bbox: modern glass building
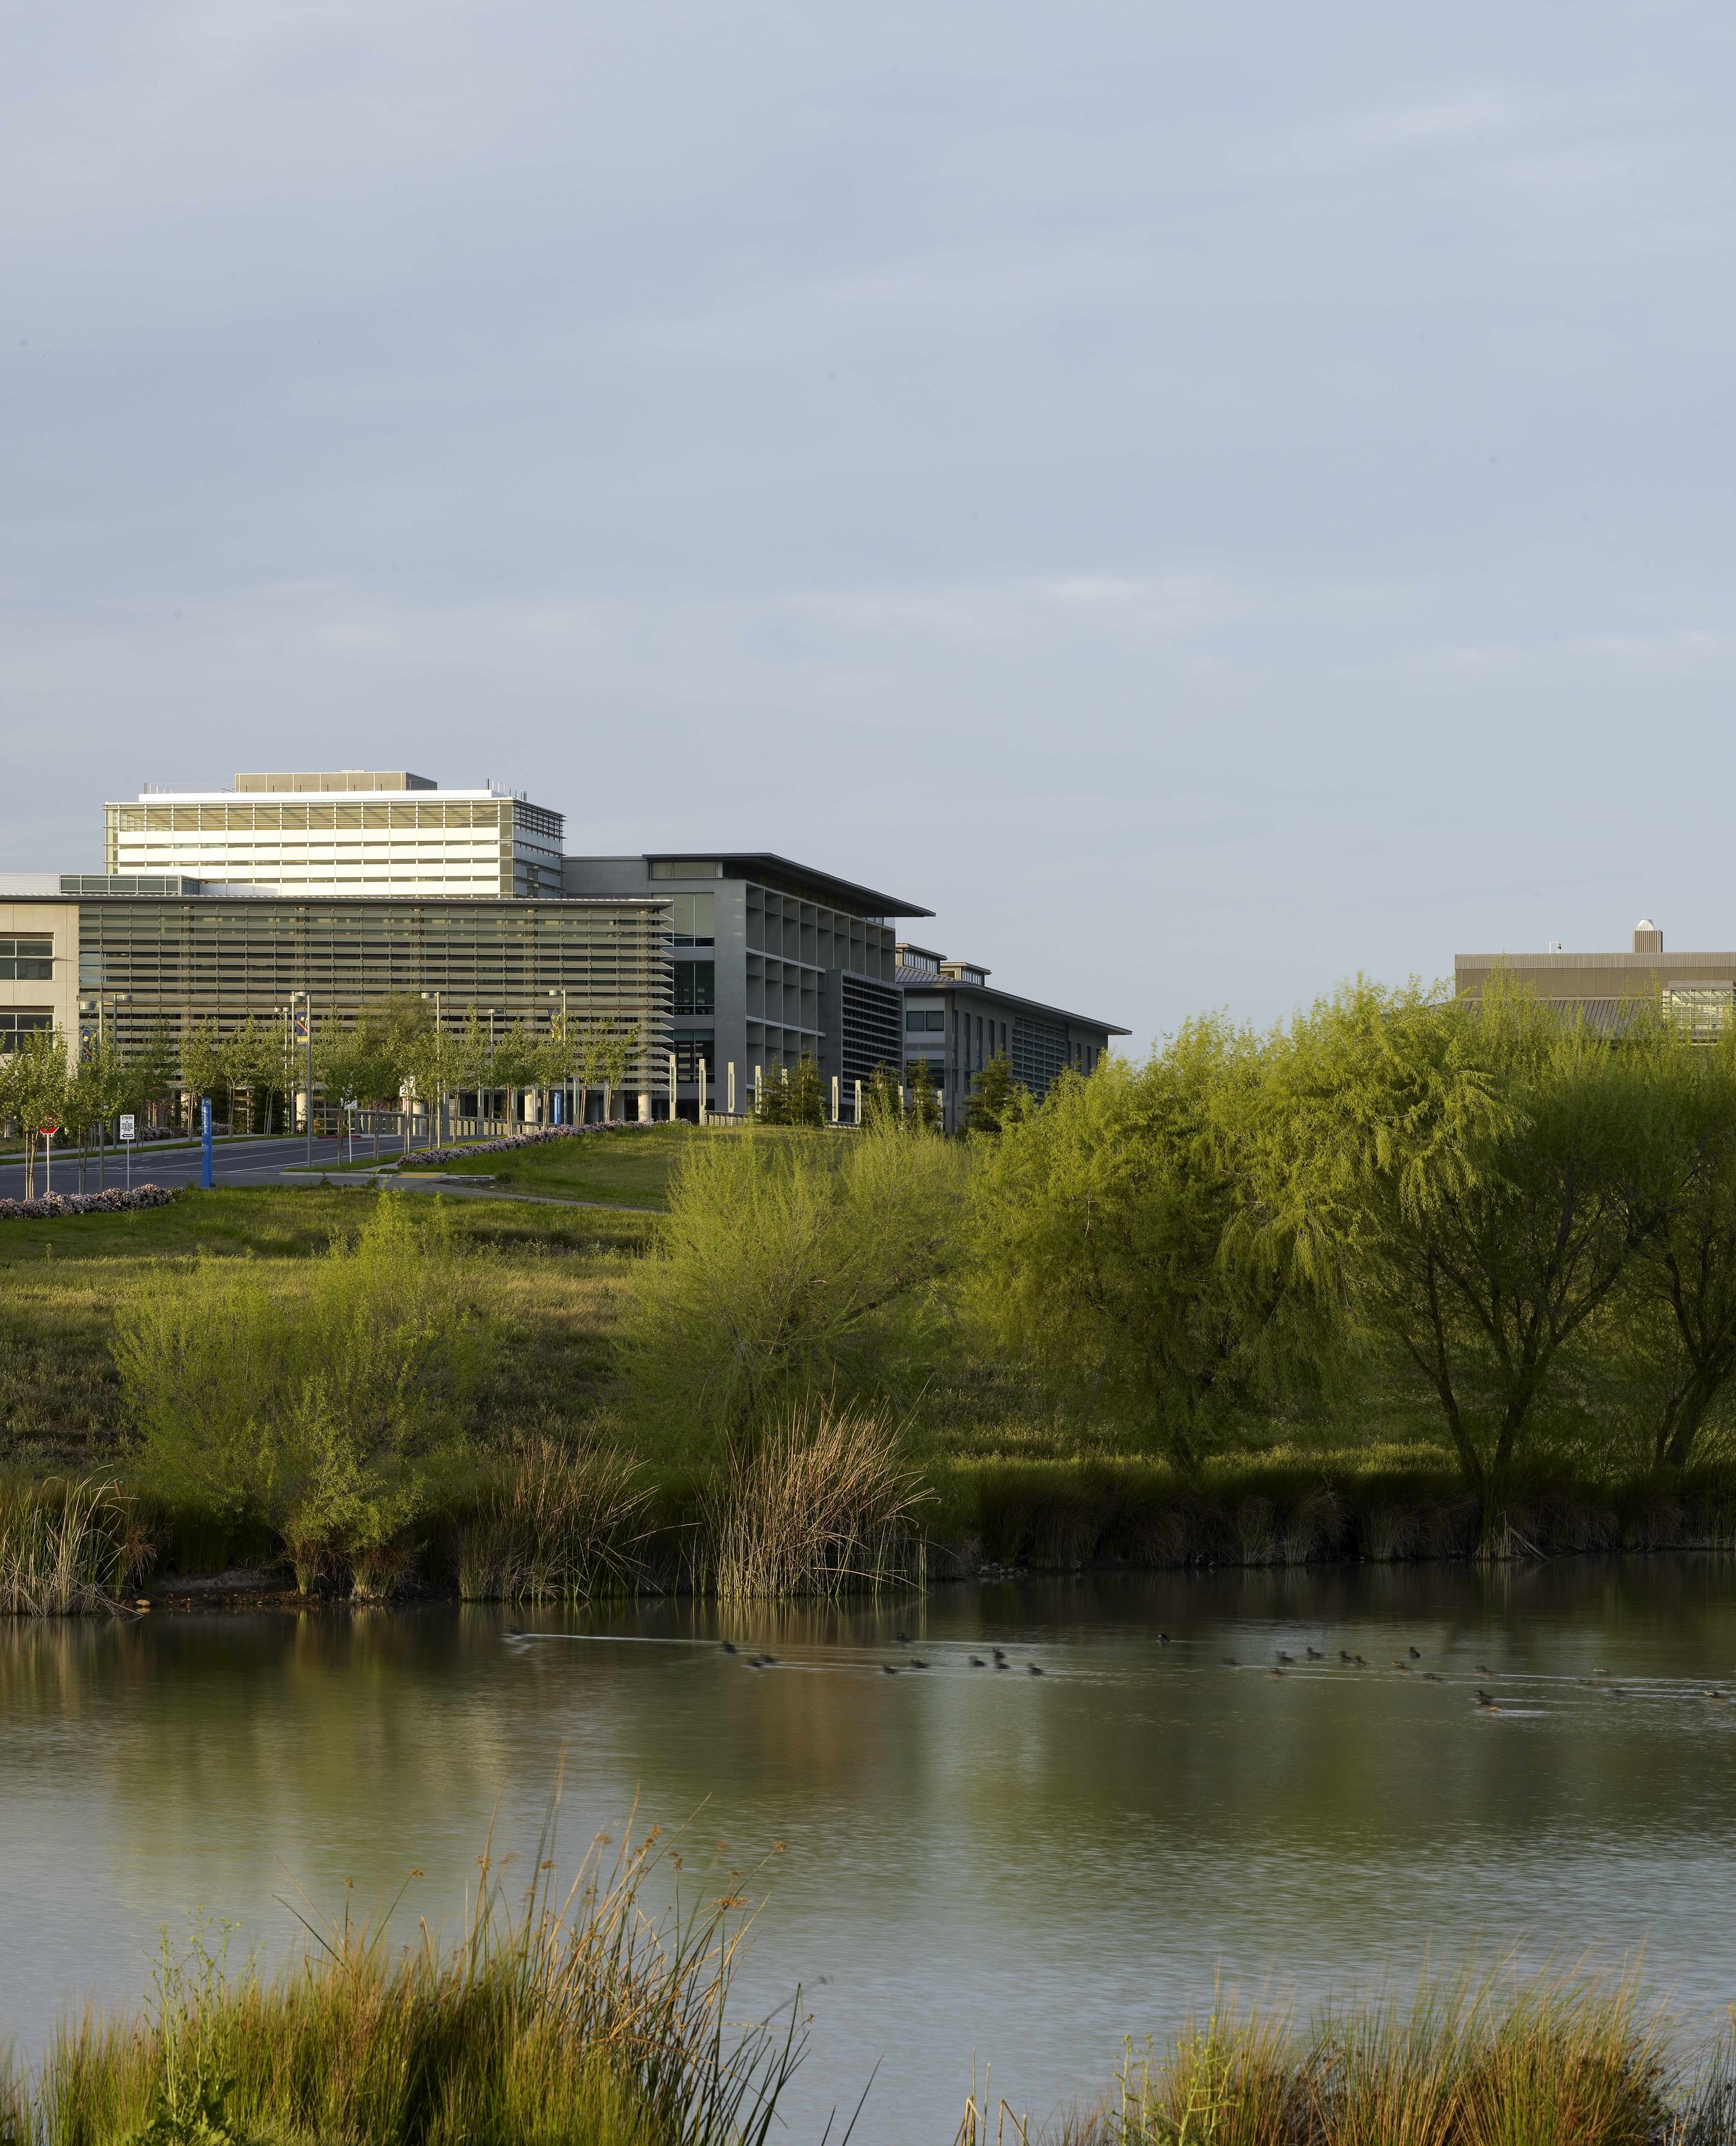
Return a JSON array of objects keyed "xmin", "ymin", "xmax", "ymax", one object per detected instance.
[
  {"xmin": 105, "ymin": 770, "xmax": 565, "ymax": 898},
  {"xmin": 1, "ymin": 771, "xmax": 1128, "ymax": 1125}
]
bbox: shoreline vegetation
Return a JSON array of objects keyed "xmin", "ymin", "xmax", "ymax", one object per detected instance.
[
  {"xmin": 10, "ymin": 978, "xmax": 1736, "ymax": 1604},
  {"xmin": 8, "ymin": 1815, "xmax": 1736, "ymax": 2145}
]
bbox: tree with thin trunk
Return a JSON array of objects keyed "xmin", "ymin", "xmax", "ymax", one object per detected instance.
[{"xmin": 1262, "ymin": 979, "xmax": 1642, "ymax": 1495}]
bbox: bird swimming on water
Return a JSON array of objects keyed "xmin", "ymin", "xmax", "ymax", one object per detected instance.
[
  {"xmin": 969, "ymin": 1656, "xmax": 986, "ymax": 1667},
  {"xmin": 1027, "ymin": 1662, "xmax": 1044, "ymax": 1676},
  {"xmin": 720, "ymin": 1641, "xmax": 737, "ymax": 1656},
  {"xmin": 1408, "ymin": 1646, "xmax": 1421, "ymax": 1659},
  {"xmin": 1306, "ymin": 1647, "xmax": 1323, "ymax": 1660},
  {"xmin": 1476, "ymin": 1690, "xmax": 1499, "ymax": 1710}
]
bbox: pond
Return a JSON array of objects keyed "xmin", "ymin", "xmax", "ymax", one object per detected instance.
[{"xmin": 2, "ymin": 1561, "xmax": 1735, "ymax": 2142}]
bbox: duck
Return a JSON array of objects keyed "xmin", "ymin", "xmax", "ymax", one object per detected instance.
[
  {"xmin": 1157, "ymin": 1632, "xmax": 1171, "ymax": 1645},
  {"xmin": 1027, "ymin": 1663, "xmax": 1044, "ymax": 1676},
  {"xmin": 1305, "ymin": 1647, "xmax": 1323, "ymax": 1661},
  {"xmin": 1408, "ymin": 1646, "xmax": 1421, "ymax": 1659},
  {"xmin": 1339, "ymin": 1650, "xmax": 1355, "ymax": 1664},
  {"xmin": 720, "ymin": 1640, "xmax": 738, "ymax": 1656},
  {"xmin": 880, "ymin": 1663, "xmax": 900, "ymax": 1676},
  {"xmin": 1476, "ymin": 1690, "xmax": 1499, "ymax": 1711},
  {"xmin": 909, "ymin": 1658, "xmax": 928, "ymax": 1670},
  {"xmin": 969, "ymin": 1656, "xmax": 986, "ymax": 1668}
]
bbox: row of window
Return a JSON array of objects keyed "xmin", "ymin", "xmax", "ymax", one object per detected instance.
[
  {"xmin": 112, "ymin": 803, "xmax": 508, "ymax": 833},
  {"xmin": 0, "ymin": 1010, "xmax": 52, "ymax": 1046},
  {"xmin": 0, "ymin": 938, "xmax": 53, "ymax": 980}
]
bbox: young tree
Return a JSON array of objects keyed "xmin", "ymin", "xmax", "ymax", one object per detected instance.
[
  {"xmin": 0, "ymin": 1029, "xmax": 69, "ymax": 1197},
  {"xmin": 754, "ymin": 1064, "xmax": 791, "ymax": 1125},
  {"xmin": 1605, "ymin": 1022, "xmax": 1736, "ymax": 1467},
  {"xmin": 583, "ymin": 1018, "xmax": 639, "ymax": 1123},
  {"xmin": 180, "ymin": 1019, "xmax": 226, "ymax": 1132},
  {"xmin": 619, "ymin": 1122, "xmax": 967, "ymax": 1451},
  {"xmin": 60, "ymin": 1040, "xmax": 123, "ymax": 1191},
  {"xmin": 1265, "ymin": 980, "xmax": 1642, "ymax": 1492},
  {"xmin": 862, "ymin": 1063, "xmax": 903, "ymax": 1131},
  {"xmin": 533, "ymin": 1013, "xmax": 578, "ymax": 1126},
  {"xmin": 969, "ymin": 1026, "xmax": 1330, "ymax": 1472},
  {"xmin": 787, "ymin": 1052, "xmax": 828, "ymax": 1127},
  {"xmin": 905, "ymin": 1056, "xmax": 942, "ymax": 1133},
  {"xmin": 962, "ymin": 1051, "xmax": 1028, "ymax": 1138}
]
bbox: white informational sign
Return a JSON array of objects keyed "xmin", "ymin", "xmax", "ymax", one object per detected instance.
[{"xmin": 119, "ymin": 1114, "xmax": 136, "ymax": 1141}]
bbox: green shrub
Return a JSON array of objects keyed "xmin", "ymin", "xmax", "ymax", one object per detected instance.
[
  {"xmin": 115, "ymin": 1195, "xmax": 487, "ymax": 1588},
  {"xmin": 617, "ymin": 1125, "xmax": 965, "ymax": 1454}
]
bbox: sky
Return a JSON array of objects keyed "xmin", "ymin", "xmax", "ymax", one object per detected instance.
[{"xmin": 3, "ymin": 1, "xmax": 1735, "ymax": 1051}]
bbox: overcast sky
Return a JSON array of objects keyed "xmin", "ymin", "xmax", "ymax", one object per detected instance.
[{"xmin": 3, "ymin": 1, "xmax": 1733, "ymax": 1049}]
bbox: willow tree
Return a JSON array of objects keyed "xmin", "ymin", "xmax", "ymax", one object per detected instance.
[
  {"xmin": 967, "ymin": 1023, "xmax": 1331, "ymax": 1472},
  {"xmin": 1607, "ymin": 1018, "xmax": 1736, "ymax": 1467},
  {"xmin": 1264, "ymin": 979, "xmax": 1642, "ymax": 1491}
]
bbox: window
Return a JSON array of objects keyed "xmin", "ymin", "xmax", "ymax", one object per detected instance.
[
  {"xmin": 671, "ymin": 893, "xmax": 716, "ymax": 945},
  {"xmin": 674, "ymin": 1031, "xmax": 715, "ymax": 1083},
  {"xmin": 0, "ymin": 1009, "xmax": 52, "ymax": 1049},
  {"xmin": 0, "ymin": 938, "xmax": 53, "ymax": 981},
  {"xmin": 1666, "ymin": 985, "xmax": 1733, "ymax": 1042},
  {"xmin": 905, "ymin": 1008, "xmax": 944, "ymax": 1033},
  {"xmin": 674, "ymin": 960, "xmax": 716, "ymax": 1015}
]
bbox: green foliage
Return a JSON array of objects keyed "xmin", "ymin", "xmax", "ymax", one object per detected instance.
[
  {"xmin": 178, "ymin": 1020, "xmax": 224, "ymax": 1116},
  {"xmin": 967, "ymin": 1028, "xmax": 1333, "ymax": 1472},
  {"xmin": 861, "ymin": 1063, "xmax": 903, "ymax": 1131},
  {"xmin": 751, "ymin": 1066, "xmax": 790, "ymax": 1125},
  {"xmin": 786, "ymin": 1052, "xmax": 827, "ymax": 1126},
  {"xmin": 905, "ymin": 1054, "xmax": 941, "ymax": 1132},
  {"xmin": 1262, "ymin": 981, "xmax": 1642, "ymax": 1491},
  {"xmin": 962, "ymin": 1051, "xmax": 1028, "ymax": 1138},
  {"xmin": 115, "ymin": 1195, "xmax": 488, "ymax": 1586},
  {"xmin": 617, "ymin": 1125, "xmax": 967, "ymax": 1452}
]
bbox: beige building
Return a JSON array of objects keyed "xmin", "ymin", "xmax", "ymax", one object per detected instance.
[
  {"xmin": 105, "ymin": 770, "xmax": 564, "ymax": 898},
  {"xmin": 0, "ymin": 893, "xmax": 79, "ymax": 1053},
  {"xmin": 1455, "ymin": 919, "xmax": 1736, "ymax": 1038}
]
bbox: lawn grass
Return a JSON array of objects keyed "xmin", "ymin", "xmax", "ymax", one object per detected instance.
[
  {"xmin": 0, "ymin": 1188, "xmax": 652, "ymax": 1474},
  {"xmin": 401, "ymin": 1124, "xmax": 699, "ymax": 1208}
]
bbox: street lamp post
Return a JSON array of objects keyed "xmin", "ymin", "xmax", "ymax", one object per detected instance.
[
  {"xmin": 419, "ymin": 990, "xmax": 443, "ymax": 1146},
  {"xmin": 546, "ymin": 988, "xmax": 568, "ymax": 1125},
  {"xmin": 290, "ymin": 990, "xmax": 313, "ymax": 1165}
]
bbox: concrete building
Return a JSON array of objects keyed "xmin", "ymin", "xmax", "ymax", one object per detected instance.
[
  {"xmin": 1455, "ymin": 919, "xmax": 1736, "ymax": 1038},
  {"xmin": 561, "ymin": 852, "xmax": 929, "ymax": 1116},
  {"xmin": 105, "ymin": 770, "xmax": 565, "ymax": 898},
  {"xmin": 3, "ymin": 772, "xmax": 1129, "ymax": 1126},
  {"xmin": 896, "ymin": 942, "xmax": 1128, "ymax": 1131}
]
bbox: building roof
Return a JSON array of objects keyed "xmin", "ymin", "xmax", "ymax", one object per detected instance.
[
  {"xmin": 645, "ymin": 853, "xmax": 933, "ymax": 919},
  {"xmin": 895, "ymin": 966, "xmax": 1129, "ymax": 1036}
]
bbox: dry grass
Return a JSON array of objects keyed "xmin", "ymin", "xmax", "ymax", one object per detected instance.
[
  {"xmin": 34, "ymin": 1797, "xmax": 801, "ymax": 2146},
  {"xmin": 959, "ymin": 1965, "xmax": 1736, "ymax": 2146},
  {"xmin": 458, "ymin": 1437, "xmax": 653, "ymax": 1602},
  {"xmin": 704, "ymin": 1401, "xmax": 927, "ymax": 1599}
]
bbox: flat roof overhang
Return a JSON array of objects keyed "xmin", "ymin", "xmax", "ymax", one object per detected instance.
[{"xmin": 645, "ymin": 853, "xmax": 933, "ymax": 920}]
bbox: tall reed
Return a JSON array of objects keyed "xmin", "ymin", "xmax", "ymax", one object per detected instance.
[
  {"xmin": 962, "ymin": 1965, "xmax": 1736, "ymax": 2146},
  {"xmin": 0, "ymin": 1476, "xmax": 148, "ymax": 1615},
  {"xmin": 38, "ymin": 1801, "xmax": 801, "ymax": 2146},
  {"xmin": 705, "ymin": 1401, "xmax": 926, "ymax": 1599},
  {"xmin": 457, "ymin": 1437, "xmax": 651, "ymax": 1602}
]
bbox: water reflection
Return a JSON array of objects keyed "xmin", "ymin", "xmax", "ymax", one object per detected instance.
[{"xmin": 0, "ymin": 1564, "xmax": 1733, "ymax": 2142}]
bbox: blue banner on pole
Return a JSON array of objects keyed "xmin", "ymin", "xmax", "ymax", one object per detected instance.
[{"xmin": 201, "ymin": 1096, "xmax": 214, "ymax": 1189}]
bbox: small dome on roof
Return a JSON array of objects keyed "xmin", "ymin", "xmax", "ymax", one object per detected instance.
[{"xmin": 1638, "ymin": 917, "xmax": 1657, "ymax": 931}]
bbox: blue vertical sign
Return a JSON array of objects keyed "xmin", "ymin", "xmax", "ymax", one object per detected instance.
[
  {"xmin": 553, "ymin": 1090, "xmax": 563, "ymax": 1126},
  {"xmin": 201, "ymin": 1095, "xmax": 213, "ymax": 1189}
]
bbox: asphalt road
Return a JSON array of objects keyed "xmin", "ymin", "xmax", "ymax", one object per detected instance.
[{"xmin": 0, "ymin": 1132, "xmax": 413, "ymax": 1201}]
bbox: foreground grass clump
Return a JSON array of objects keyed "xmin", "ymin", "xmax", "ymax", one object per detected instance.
[
  {"xmin": 962, "ymin": 1967, "xmax": 1735, "ymax": 2146},
  {"xmin": 703, "ymin": 1401, "xmax": 927, "ymax": 1599},
  {"xmin": 0, "ymin": 1475, "xmax": 148, "ymax": 1613},
  {"xmin": 36, "ymin": 1812, "xmax": 799, "ymax": 2146},
  {"xmin": 457, "ymin": 1437, "xmax": 651, "ymax": 1602}
]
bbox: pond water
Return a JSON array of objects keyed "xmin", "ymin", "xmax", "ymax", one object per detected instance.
[{"xmin": 3, "ymin": 1563, "xmax": 1736, "ymax": 2141}]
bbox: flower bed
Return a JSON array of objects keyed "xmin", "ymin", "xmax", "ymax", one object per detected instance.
[
  {"xmin": 0, "ymin": 1185, "xmax": 178, "ymax": 1221},
  {"xmin": 406, "ymin": 1121, "xmax": 652, "ymax": 1167}
]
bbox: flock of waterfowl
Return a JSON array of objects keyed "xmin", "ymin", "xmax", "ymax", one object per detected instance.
[{"xmin": 1215, "ymin": 1641, "xmax": 1731, "ymax": 1712}]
